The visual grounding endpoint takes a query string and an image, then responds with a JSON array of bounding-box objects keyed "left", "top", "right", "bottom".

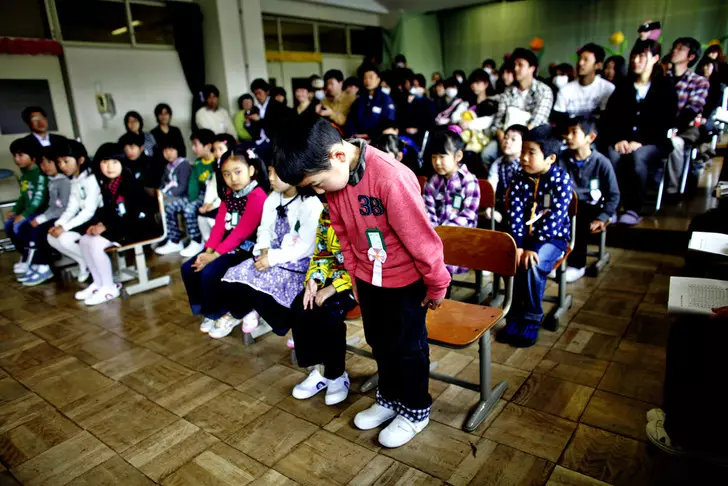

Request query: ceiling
[{"left": 376, "top": 0, "right": 499, "bottom": 13}]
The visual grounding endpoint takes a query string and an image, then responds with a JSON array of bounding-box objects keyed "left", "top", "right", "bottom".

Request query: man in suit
[{"left": 21, "top": 106, "right": 64, "bottom": 150}]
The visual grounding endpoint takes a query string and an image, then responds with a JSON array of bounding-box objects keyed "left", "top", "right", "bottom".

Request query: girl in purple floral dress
[{"left": 216, "top": 165, "right": 323, "bottom": 338}]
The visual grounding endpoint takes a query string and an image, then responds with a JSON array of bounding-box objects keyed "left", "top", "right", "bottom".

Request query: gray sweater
[
  {"left": 160, "top": 158, "right": 192, "bottom": 198},
  {"left": 557, "top": 149, "right": 620, "bottom": 222},
  {"left": 35, "top": 174, "right": 71, "bottom": 225}
]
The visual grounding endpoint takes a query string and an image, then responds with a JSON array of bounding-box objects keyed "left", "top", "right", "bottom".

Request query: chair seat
[
  {"left": 552, "top": 248, "right": 573, "bottom": 271},
  {"left": 346, "top": 306, "right": 362, "bottom": 320},
  {"left": 427, "top": 299, "right": 503, "bottom": 349}
]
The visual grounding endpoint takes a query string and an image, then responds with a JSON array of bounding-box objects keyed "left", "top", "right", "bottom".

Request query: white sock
[{"left": 36, "top": 264, "right": 50, "bottom": 272}]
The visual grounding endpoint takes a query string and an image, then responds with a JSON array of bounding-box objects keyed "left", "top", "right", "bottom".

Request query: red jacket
[
  {"left": 328, "top": 143, "right": 451, "bottom": 300},
  {"left": 205, "top": 187, "right": 266, "bottom": 255}
]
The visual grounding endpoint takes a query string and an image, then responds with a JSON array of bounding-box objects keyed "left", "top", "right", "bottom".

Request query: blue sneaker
[
  {"left": 17, "top": 268, "right": 36, "bottom": 283},
  {"left": 22, "top": 267, "right": 54, "bottom": 287}
]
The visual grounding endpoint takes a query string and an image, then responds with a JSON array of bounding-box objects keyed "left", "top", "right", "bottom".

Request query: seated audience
[
  {"left": 343, "top": 77, "right": 360, "bottom": 98},
  {"left": 487, "top": 124, "right": 526, "bottom": 222},
  {"left": 196, "top": 134, "right": 235, "bottom": 245},
  {"left": 423, "top": 130, "right": 480, "bottom": 275},
  {"left": 379, "top": 120, "right": 421, "bottom": 173},
  {"left": 21, "top": 106, "right": 64, "bottom": 150},
  {"left": 603, "top": 55, "right": 627, "bottom": 84},
  {"left": 159, "top": 139, "right": 191, "bottom": 201},
  {"left": 120, "top": 111, "right": 157, "bottom": 158},
  {"left": 550, "top": 63, "right": 575, "bottom": 93},
  {"left": 17, "top": 147, "right": 71, "bottom": 286},
  {"left": 119, "top": 132, "right": 165, "bottom": 192},
  {"left": 429, "top": 72, "right": 442, "bottom": 99},
  {"left": 552, "top": 43, "right": 615, "bottom": 122},
  {"left": 75, "top": 143, "right": 159, "bottom": 306},
  {"left": 376, "top": 134, "right": 405, "bottom": 164},
  {"left": 150, "top": 103, "right": 186, "bottom": 158},
  {"left": 195, "top": 84, "right": 236, "bottom": 137},
  {"left": 346, "top": 64, "right": 396, "bottom": 140},
  {"left": 47, "top": 139, "right": 101, "bottom": 283},
  {"left": 499, "top": 125, "right": 573, "bottom": 347},
  {"left": 558, "top": 117, "right": 620, "bottom": 283},
  {"left": 482, "top": 59, "right": 499, "bottom": 90},
  {"left": 434, "top": 77, "right": 467, "bottom": 126},
  {"left": 155, "top": 129, "right": 216, "bottom": 256},
  {"left": 696, "top": 57, "right": 722, "bottom": 121},
  {"left": 458, "top": 70, "right": 499, "bottom": 173},
  {"left": 317, "top": 69, "right": 355, "bottom": 132},
  {"left": 216, "top": 166, "right": 323, "bottom": 339},
  {"left": 432, "top": 79, "right": 447, "bottom": 114},
  {"left": 601, "top": 39, "right": 678, "bottom": 225},
  {"left": 250, "top": 78, "right": 294, "bottom": 156},
  {"left": 183, "top": 146, "right": 268, "bottom": 334},
  {"left": 7, "top": 138, "right": 48, "bottom": 276},
  {"left": 399, "top": 73, "right": 436, "bottom": 144},
  {"left": 271, "top": 86, "right": 288, "bottom": 105},
  {"left": 666, "top": 37, "right": 710, "bottom": 194},
  {"left": 233, "top": 94, "right": 257, "bottom": 142},
  {"left": 294, "top": 80, "right": 318, "bottom": 118}
]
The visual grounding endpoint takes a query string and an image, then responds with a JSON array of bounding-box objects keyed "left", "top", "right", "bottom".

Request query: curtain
[
  {"left": 383, "top": 13, "right": 444, "bottom": 78},
  {"left": 169, "top": 1, "right": 205, "bottom": 133}
]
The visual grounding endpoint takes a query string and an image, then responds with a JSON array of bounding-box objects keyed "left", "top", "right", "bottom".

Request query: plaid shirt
[
  {"left": 670, "top": 70, "right": 710, "bottom": 116},
  {"left": 493, "top": 78, "right": 554, "bottom": 132},
  {"left": 424, "top": 165, "right": 480, "bottom": 229}
]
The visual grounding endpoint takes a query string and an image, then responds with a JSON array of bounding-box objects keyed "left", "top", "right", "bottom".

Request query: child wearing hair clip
[
  {"left": 215, "top": 165, "right": 323, "bottom": 339},
  {"left": 182, "top": 147, "right": 268, "bottom": 335}
]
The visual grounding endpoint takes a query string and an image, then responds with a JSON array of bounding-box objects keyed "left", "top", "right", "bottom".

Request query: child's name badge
[
  {"left": 117, "top": 202, "right": 127, "bottom": 216},
  {"left": 590, "top": 189, "right": 602, "bottom": 203},
  {"left": 543, "top": 194, "right": 551, "bottom": 208},
  {"left": 366, "top": 228, "right": 386, "bottom": 287},
  {"left": 231, "top": 211, "right": 239, "bottom": 226},
  {"left": 452, "top": 194, "right": 463, "bottom": 210},
  {"left": 589, "top": 179, "right": 600, "bottom": 191},
  {"left": 372, "top": 106, "right": 382, "bottom": 114},
  {"left": 80, "top": 187, "right": 86, "bottom": 200},
  {"left": 56, "top": 199, "right": 63, "bottom": 208}
]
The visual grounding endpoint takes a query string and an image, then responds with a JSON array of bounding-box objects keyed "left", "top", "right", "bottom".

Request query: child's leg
[
  {"left": 184, "top": 252, "right": 249, "bottom": 319},
  {"left": 4, "top": 218, "right": 26, "bottom": 258},
  {"left": 181, "top": 254, "right": 204, "bottom": 314},
  {"left": 79, "top": 235, "right": 115, "bottom": 288},
  {"left": 183, "top": 200, "right": 204, "bottom": 243},
  {"left": 164, "top": 198, "right": 187, "bottom": 243},
  {"left": 229, "top": 284, "right": 296, "bottom": 336},
  {"left": 358, "top": 279, "right": 431, "bottom": 421},
  {"left": 47, "top": 231, "right": 86, "bottom": 270},
  {"left": 27, "top": 220, "right": 57, "bottom": 266},
  {"left": 567, "top": 206, "right": 592, "bottom": 270},
  {"left": 197, "top": 216, "right": 213, "bottom": 242}
]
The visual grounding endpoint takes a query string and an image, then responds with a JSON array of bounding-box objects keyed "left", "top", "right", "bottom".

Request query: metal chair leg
[
  {"left": 464, "top": 330, "right": 508, "bottom": 432},
  {"left": 360, "top": 373, "right": 379, "bottom": 393},
  {"left": 544, "top": 262, "right": 573, "bottom": 332}
]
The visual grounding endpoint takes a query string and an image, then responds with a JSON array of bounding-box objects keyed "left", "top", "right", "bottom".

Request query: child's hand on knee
[
  {"left": 254, "top": 253, "right": 270, "bottom": 271},
  {"left": 303, "top": 278, "right": 318, "bottom": 310},
  {"left": 590, "top": 220, "right": 607, "bottom": 233},
  {"left": 521, "top": 250, "right": 539, "bottom": 269},
  {"left": 314, "top": 285, "right": 336, "bottom": 307}
]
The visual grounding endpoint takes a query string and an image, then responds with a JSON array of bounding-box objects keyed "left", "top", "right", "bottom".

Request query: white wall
[
  {"left": 0, "top": 55, "right": 74, "bottom": 172},
  {"left": 64, "top": 46, "right": 192, "bottom": 156},
  {"left": 262, "top": 0, "right": 383, "bottom": 26}
]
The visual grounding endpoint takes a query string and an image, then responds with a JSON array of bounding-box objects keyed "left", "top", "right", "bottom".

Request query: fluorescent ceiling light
[{"left": 112, "top": 20, "right": 141, "bottom": 36}]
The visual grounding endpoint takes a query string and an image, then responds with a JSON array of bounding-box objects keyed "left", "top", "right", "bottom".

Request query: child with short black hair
[
  {"left": 195, "top": 133, "right": 235, "bottom": 246},
  {"left": 119, "top": 131, "right": 164, "bottom": 190},
  {"left": 75, "top": 143, "right": 160, "bottom": 305},
  {"left": 7, "top": 138, "right": 48, "bottom": 276},
  {"left": 47, "top": 138, "right": 100, "bottom": 283},
  {"left": 376, "top": 134, "right": 404, "bottom": 162},
  {"left": 18, "top": 146, "right": 71, "bottom": 286},
  {"left": 499, "top": 125, "right": 573, "bottom": 348},
  {"left": 273, "top": 117, "right": 451, "bottom": 448},
  {"left": 558, "top": 117, "right": 619, "bottom": 282},
  {"left": 487, "top": 124, "right": 526, "bottom": 223},
  {"left": 159, "top": 139, "right": 191, "bottom": 200},
  {"left": 156, "top": 129, "right": 215, "bottom": 256},
  {"left": 423, "top": 130, "right": 480, "bottom": 275}
]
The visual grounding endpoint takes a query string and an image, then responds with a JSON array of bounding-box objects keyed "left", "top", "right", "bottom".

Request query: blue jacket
[
  {"left": 557, "top": 150, "right": 619, "bottom": 223},
  {"left": 346, "top": 88, "right": 396, "bottom": 137},
  {"left": 508, "top": 164, "right": 573, "bottom": 252}
]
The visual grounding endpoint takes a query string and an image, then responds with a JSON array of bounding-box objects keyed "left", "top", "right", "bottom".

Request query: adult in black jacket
[
  {"left": 601, "top": 40, "right": 678, "bottom": 225},
  {"left": 150, "top": 103, "right": 186, "bottom": 158},
  {"left": 20, "top": 106, "right": 65, "bottom": 151}
]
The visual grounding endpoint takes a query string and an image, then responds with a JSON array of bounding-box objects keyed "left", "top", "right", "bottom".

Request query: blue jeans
[
  {"left": 511, "top": 243, "right": 564, "bottom": 324},
  {"left": 4, "top": 216, "right": 34, "bottom": 259},
  {"left": 607, "top": 144, "right": 666, "bottom": 213}
]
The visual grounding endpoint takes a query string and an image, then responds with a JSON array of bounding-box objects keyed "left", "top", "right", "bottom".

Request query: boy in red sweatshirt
[{"left": 273, "top": 118, "right": 451, "bottom": 448}]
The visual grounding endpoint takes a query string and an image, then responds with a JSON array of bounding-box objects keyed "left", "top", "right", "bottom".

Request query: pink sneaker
[
  {"left": 287, "top": 337, "right": 295, "bottom": 349},
  {"left": 241, "top": 311, "right": 259, "bottom": 333}
]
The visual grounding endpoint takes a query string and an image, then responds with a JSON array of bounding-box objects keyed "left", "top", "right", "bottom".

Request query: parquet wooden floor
[{"left": 0, "top": 247, "right": 693, "bottom": 485}]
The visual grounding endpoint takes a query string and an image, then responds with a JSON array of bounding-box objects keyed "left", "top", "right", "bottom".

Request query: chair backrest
[
  {"left": 568, "top": 190, "right": 578, "bottom": 218},
  {"left": 156, "top": 190, "right": 168, "bottom": 241},
  {"left": 478, "top": 179, "right": 495, "bottom": 210},
  {"left": 417, "top": 175, "right": 427, "bottom": 195},
  {"left": 435, "top": 226, "right": 517, "bottom": 277}
]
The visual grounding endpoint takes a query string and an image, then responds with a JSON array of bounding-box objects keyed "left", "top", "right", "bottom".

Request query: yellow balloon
[{"left": 609, "top": 31, "right": 625, "bottom": 45}]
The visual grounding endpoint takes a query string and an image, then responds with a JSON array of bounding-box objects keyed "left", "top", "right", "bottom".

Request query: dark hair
[
  {"left": 343, "top": 76, "right": 360, "bottom": 90},
  {"left": 394, "top": 54, "right": 407, "bottom": 64},
  {"left": 118, "top": 131, "right": 145, "bottom": 148},
  {"left": 154, "top": 103, "right": 172, "bottom": 120},
  {"left": 214, "top": 133, "right": 237, "bottom": 151},
  {"left": 705, "top": 44, "right": 725, "bottom": 62},
  {"left": 630, "top": 39, "right": 663, "bottom": 78},
  {"left": 482, "top": 59, "right": 497, "bottom": 69},
  {"left": 378, "top": 119, "right": 398, "bottom": 133},
  {"left": 578, "top": 43, "right": 606, "bottom": 64},
  {"left": 511, "top": 47, "right": 539, "bottom": 69},
  {"left": 453, "top": 70, "right": 466, "bottom": 80},
  {"left": 696, "top": 57, "right": 718, "bottom": 79},
  {"left": 270, "top": 86, "right": 287, "bottom": 100},
  {"left": 9, "top": 137, "right": 37, "bottom": 160},
  {"left": 555, "top": 63, "right": 575, "bottom": 80},
  {"left": 504, "top": 124, "right": 528, "bottom": 139},
  {"left": 159, "top": 138, "right": 181, "bottom": 152},
  {"left": 324, "top": 69, "right": 344, "bottom": 83},
  {"left": 604, "top": 55, "right": 627, "bottom": 79},
  {"left": 202, "top": 84, "right": 220, "bottom": 98},
  {"left": 375, "top": 134, "right": 403, "bottom": 159},
  {"left": 468, "top": 69, "right": 490, "bottom": 85},
  {"left": 123, "top": 111, "right": 144, "bottom": 131},
  {"left": 414, "top": 73, "right": 427, "bottom": 88},
  {"left": 38, "top": 145, "right": 55, "bottom": 162},
  {"left": 273, "top": 117, "right": 343, "bottom": 185},
  {"left": 238, "top": 94, "right": 254, "bottom": 110},
  {"left": 217, "top": 144, "right": 270, "bottom": 195},
  {"left": 673, "top": 37, "right": 701, "bottom": 68},
  {"left": 523, "top": 125, "right": 561, "bottom": 158},
  {"left": 443, "top": 77, "right": 459, "bottom": 89},
  {"left": 360, "top": 63, "right": 380, "bottom": 79},
  {"left": 93, "top": 142, "right": 123, "bottom": 164},
  {"left": 567, "top": 116, "right": 598, "bottom": 136},
  {"left": 250, "top": 78, "right": 270, "bottom": 92},
  {"left": 21, "top": 106, "right": 47, "bottom": 125},
  {"left": 190, "top": 128, "right": 215, "bottom": 147},
  {"left": 427, "top": 129, "right": 465, "bottom": 157}
]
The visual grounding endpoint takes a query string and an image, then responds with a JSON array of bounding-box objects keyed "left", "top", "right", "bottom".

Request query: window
[
  {"left": 0, "top": 0, "right": 50, "bottom": 39},
  {"left": 130, "top": 3, "right": 174, "bottom": 45},
  {"left": 263, "top": 18, "right": 279, "bottom": 51},
  {"left": 56, "top": 0, "right": 130, "bottom": 44},
  {"left": 318, "top": 25, "right": 346, "bottom": 54},
  {"left": 280, "top": 20, "right": 314, "bottom": 52},
  {"left": 349, "top": 28, "right": 370, "bottom": 56}
]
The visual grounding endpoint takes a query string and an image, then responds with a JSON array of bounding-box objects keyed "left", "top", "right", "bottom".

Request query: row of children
[{"left": 7, "top": 137, "right": 160, "bottom": 304}]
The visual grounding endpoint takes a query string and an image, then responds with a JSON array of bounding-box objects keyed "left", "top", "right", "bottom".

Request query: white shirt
[
  {"left": 255, "top": 97, "right": 270, "bottom": 119},
  {"left": 54, "top": 171, "right": 101, "bottom": 231},
  {"left": 33, "top": 133, "right": 51, "bottom": 147},
  {"left": 553, "top": 76, "right": 615, "bottom": 117},
  {"left": 195, "top": 106, "right": 236, "bottom": 137}
]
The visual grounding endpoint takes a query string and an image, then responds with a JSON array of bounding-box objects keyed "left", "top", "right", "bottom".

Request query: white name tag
[{"left": 372, "top": 106, "right": 382, "bottom": 114}]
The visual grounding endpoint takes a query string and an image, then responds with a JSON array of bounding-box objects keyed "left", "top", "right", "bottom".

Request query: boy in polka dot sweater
[{"left": 499, "top": 125, "right": 573, "bottom": 347}]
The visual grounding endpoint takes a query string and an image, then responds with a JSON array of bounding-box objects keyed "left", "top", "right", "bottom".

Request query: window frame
[{"left": 261, "top": 14, "right": 372, "bottom": 57}]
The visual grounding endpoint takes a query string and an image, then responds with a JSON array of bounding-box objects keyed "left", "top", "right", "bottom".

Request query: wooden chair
[
  {"left": 417, "top": 175, "right": 427, "bottom": 195},
  {"left": 348, "top": 226, "right": 518, "bottom": 432},
  {"left": 542, "top": 192, "right": 578, "bottom": 331},
  {"left": 105, "top": 190, "right": 171, "bottom": 297}
]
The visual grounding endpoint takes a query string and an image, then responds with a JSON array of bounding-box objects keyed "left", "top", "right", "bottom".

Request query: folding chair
[
  {"left": 417, "top": 175, "right": 427, "bottom": 195},
  {"left": 586, "top": 221, "right": 611, "bottom": 277},
  {"left": 104, "top": 190, "right": 171, "bottom": 297},
  {"left": 348, "top": 226, "right": 517, "bottom": 432},
  {"left": 542, "top": 192, "right": 578, "bottom": 332}
]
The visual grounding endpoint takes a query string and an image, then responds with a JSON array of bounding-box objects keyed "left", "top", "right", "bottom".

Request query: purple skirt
[{"left": 221, "top": 256, "right": 310, "bottom": 308}]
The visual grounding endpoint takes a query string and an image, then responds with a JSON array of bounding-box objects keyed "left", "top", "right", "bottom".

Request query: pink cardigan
[{"left": 205, "top": 187, "right": 267, "bottom": 255}]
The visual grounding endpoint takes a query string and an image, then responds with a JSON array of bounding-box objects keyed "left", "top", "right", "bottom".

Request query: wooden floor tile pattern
[{"left": 0, "top": 249, "right": 680, "bottom": 484}]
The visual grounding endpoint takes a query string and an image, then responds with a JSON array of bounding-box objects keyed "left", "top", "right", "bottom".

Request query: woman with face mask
[
  {"left": 434, "top": 78, "right": 469, "bottom": 126},
  {"left": 399, "top": 74, "right": 435, "bottom": 145}
]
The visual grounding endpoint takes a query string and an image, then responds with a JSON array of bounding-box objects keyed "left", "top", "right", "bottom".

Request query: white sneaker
[
  {"left": 75, "top": 284, "right": 99, "bottom": 301},
  {"left": 565, "top": 266, "right": 586, "bottom": 283},
  {"left": 77, "top": 267, "right": 90, "bottom": 283},
  {"left": 292, "top": 369, "right": 328, "bottom": 400},
  {"left": 84, "top": 285, "right": 120, "bottom": 306},
  {"left": 13, "top": 261, "right": 28, "bottom": 274},
  {"left": 180, "top": 240, "right": 205, "bottom": 258},
  {"left": 208, "top": 314, "right": 240, "bottom": 339},
  {"left": 155, "top": 241, "right": 184, "bottom": 255},
  {"left": 354, "top": 403, "right": 397, "bottom": 430},
  {"left": 241, "top": 311, "right": 259, "bottom": 333},
  {"left": 378, "top": 415, "right": 429, "bottom": 448},
  {"left": 646, "top": 408, "right": 666, "bottom": 423},
  {"left": 200, "top": 317, "right": 216, "bottom": 333},
  {"left": 548, "top": 270, "right": 557, "bottom": 279},
  {"left": 325, "top": 372, "right": 350, "bottom": 405}
]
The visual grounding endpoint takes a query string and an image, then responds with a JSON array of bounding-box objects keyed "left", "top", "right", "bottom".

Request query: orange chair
[
  {"left": 348, "top": 226, "right": 518, "bottom": 432},
  {"left": 417, "top": 175, "right": 427, "bottom": 195},
  {"left": 587, "top": 221, "right": 611, "bottom": 277}
]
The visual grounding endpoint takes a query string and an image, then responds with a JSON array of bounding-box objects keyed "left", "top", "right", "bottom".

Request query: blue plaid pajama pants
[{"left": 165, "top": 198, "right": 203, "bottom": 243}]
